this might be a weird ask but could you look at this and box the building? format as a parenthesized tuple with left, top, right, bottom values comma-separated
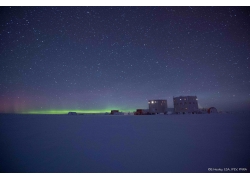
(148, 100, 167, 114)
(68, 112, 77, 115)
(199, 108, 208, 114)
(134, 109, 149, 115)
(207, 107, 218, 114)
(166, 108, 174, 114)
(198, 107, 218, 114)
(110, 110, 119, 115)
(173, 96, 198, 114)
(110, 110, 124, 115)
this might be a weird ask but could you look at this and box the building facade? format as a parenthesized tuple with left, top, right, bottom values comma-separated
(148, 100, 168, 114)
(173, 96, 198, 114)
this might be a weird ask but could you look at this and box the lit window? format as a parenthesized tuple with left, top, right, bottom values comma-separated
(151, 101, 154, 104)
(180, 99, 182, 100)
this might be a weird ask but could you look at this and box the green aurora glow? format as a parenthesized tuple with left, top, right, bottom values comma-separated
(21, 108, 135, 114)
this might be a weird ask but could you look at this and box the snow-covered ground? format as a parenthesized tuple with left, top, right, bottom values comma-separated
(0, 114, 249, 173)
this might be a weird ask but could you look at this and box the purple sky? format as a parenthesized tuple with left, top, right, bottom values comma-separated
(0, 6, 250, 113)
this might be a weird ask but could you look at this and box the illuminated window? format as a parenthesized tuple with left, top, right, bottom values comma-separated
(151, 101, 154, 104)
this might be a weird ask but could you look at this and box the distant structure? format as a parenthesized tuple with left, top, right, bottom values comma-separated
(167, 108, 174, 114)
(134, 109, 149, 115)
(110, 110, 124, 115)
(173, 96, 198, 114)
(200, 108, 208, 114)
(148, 100, 168, 114)
(68, 112, 77, 115)
(123, 112, 134, 115)
(207, 107, 218, 114)
(110, 110, 119, 115)
(198, 107, 218, 114)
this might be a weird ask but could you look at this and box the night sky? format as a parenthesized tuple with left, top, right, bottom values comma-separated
(0, 6, 250, 114)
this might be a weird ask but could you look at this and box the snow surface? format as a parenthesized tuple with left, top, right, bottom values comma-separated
(0, 114, 249, 173)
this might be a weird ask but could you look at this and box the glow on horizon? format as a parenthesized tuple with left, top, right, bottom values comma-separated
(21, 108, 135, 114)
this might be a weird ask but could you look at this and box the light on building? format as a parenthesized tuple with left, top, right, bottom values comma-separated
(151, 101, 154, 104)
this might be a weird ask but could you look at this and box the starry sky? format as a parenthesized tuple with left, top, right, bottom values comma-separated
(0, 6, 250, 114)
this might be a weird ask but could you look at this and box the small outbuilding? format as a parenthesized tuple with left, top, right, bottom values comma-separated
(207, 107, 218, 114)
(111, 110, 122, 115)
(200, 108, 208, 114)
(111, 110, 119, 115)
(134, 109, 149, 115)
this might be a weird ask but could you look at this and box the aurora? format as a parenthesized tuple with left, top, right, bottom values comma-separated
(21, 108, 135, 114)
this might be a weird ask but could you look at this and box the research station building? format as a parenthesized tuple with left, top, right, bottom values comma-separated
(173, 96, 198, 114)
(207, 107, 218, 114)
(148, 99, 168, 114)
